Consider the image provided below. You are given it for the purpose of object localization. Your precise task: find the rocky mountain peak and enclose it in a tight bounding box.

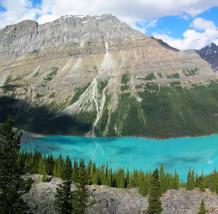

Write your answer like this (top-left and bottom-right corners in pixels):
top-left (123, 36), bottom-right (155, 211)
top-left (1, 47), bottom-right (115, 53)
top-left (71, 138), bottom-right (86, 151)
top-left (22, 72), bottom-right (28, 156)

top-left (0, 14), bottom-right (144, 60)
top-left (197, 42), bottom-right (218, 72)
top-left (209, 42), bottom-right (217, 48)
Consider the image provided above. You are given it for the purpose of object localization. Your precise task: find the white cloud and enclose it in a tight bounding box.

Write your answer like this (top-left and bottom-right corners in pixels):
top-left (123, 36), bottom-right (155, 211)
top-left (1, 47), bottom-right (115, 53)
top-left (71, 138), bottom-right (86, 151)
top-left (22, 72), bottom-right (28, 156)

top-left (0, 0), bottom-right (39, 28)
top-left (0, 0), bottom-right (218, 49)
top-left (37, 14), bottom-right (59, 24)
top-left (191, 17), bottom-right (216, 30)
top-left (154, 17), bottom-right (218, 50)
top-left (38, 0), bottom-right (218, 29)
top-left (0, 0), bottom-right (218, 29)
top-left (134, 19), bottom-right (157, 34)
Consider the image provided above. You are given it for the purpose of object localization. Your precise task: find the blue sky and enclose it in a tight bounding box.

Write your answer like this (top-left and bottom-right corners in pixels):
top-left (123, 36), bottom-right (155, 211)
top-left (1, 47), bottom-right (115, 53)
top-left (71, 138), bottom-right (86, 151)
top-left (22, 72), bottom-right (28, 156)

top-left (32, 0), bottom-right (41, 7)
top-left (136, 15), bottom-right (191, 39)
top-left (0, 0), bottom-right (218, 50)
top-left (143, 7), bottom-right (218, 38)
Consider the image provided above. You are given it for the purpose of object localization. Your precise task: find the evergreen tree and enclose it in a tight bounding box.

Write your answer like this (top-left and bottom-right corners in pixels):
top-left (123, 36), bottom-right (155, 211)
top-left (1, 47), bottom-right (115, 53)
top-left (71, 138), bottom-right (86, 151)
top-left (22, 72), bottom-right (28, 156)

top-left (87, 160), bottom-right (93, 185)
top-left (147, 169), bottom-right (163, 214)
top-left (159, 164), bottom-right (166, 194)
top-left (72, 160), bottom-right (90, 214)
top-left (93, 168), bottom-right (101, 185)
top-left (186, 170), bottom-right (195, 190)
top-left (198, 199), bottom-right (207, 214)
top-left (0, 118), bottom-right (32, 213)
top-left (55, 157), bottom-right (73, 214)
top-left (53, 155), bottom-right (64, 178)
top-left (172, 172), bottom-right (180, 189)
top-left (196, 175), bottom-right (205, 192)
top-left (138, 173), bottom-right (149, 196)
top-left (105, 167), bottom-right (113, 187)
top-left (46, 155), bottom-right (55, 175)
top-left (38, 157), bottom-right (47, 182)
top-left (114, 169), bottom-right (126, 188)
top-left (72, 159), bottom-right (79, 183)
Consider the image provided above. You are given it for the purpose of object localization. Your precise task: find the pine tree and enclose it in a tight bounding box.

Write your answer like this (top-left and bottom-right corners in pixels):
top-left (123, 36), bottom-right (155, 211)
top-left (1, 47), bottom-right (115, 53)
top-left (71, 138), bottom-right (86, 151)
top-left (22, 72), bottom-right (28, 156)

top-left (46, 155), bottom-right (55, 175)
top-left (87, 160), bottom-right (93, 185)
top-left (53, 155), bottom-right (64, 178)
top-left (186, 170), bottom-right (195, 190)
top-left (72, 159), bottom-right (79, 183)
top-left (72, 160), bottom-right (90, 214)
top-left (55, 157), bottom-right (73, 214)
top-left (147, 169), bottom-right (163, 214)
top-left (138, 173), bottom-right (149, 196)
top-left (0, 118), bottom-right (32, 213)
top-left (114, 169), bottom-right (126, 188)
top-left (38, 157), bottom-right (47, 182)
top-left (196, 175), bottom-right (205, 192)
top-left (105, 167), bottom-right (112, 187)
top-left (173, 172), bottom-right (180, 189)
top-left (159, 164), bottom-right (166, 194)
top-left (198, 199), bottom-right (207, 214)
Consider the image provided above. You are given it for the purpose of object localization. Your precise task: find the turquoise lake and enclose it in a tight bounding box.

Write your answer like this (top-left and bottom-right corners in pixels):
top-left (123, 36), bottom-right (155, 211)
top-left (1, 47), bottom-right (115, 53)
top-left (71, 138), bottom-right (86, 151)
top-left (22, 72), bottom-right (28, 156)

top-left (21, 134), bottom-right (218, 180)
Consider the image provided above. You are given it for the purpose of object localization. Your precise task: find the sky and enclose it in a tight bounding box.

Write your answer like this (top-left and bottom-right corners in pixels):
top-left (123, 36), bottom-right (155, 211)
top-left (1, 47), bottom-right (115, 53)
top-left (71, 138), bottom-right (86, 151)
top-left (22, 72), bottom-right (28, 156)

top-left (0, 0), bottom-right (218, 50)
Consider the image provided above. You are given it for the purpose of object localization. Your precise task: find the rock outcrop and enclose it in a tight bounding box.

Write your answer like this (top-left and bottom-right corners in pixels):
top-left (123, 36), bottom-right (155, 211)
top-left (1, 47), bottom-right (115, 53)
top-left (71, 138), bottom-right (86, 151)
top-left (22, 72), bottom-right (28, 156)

top-left (197, 43), bottom-right (218, 72)
top-left (24, 175), bottom-right (218, 214)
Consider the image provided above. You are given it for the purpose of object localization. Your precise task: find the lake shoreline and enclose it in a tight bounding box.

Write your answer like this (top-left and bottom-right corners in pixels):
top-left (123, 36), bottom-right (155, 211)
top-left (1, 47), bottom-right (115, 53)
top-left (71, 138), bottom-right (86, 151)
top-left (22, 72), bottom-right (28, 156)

top-left (21, 130), bottom-right (218, 142)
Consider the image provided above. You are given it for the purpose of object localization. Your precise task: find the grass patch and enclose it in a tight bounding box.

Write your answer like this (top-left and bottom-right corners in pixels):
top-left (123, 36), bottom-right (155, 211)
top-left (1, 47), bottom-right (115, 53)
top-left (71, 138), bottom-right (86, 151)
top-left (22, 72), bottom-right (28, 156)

top-left (183, 68), bottom-right (199, 76)
top-left (98, 80), bottom-right (108, 94)
top-left (167, 73), bottom-right (180, 79)
top-left (121, 74), bottom-right (130, 91)
top-left (144, 83), bottom-right (159, 92)
top-left (170, 81), bottom-right (181, 87)
top-left (44, 67), bottom-right (58, 81)
top-left (145, 73), bottom-right (156, 80)
top-left (70, 83), bottom-right (90, 104)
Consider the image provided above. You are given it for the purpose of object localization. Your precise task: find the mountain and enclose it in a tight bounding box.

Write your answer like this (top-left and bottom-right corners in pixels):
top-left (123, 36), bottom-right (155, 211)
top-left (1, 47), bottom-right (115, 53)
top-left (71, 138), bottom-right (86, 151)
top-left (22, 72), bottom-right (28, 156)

top-left (1, 14), bottom-right (218, 138)
top-left (197, 43), bottom-right (218, 72)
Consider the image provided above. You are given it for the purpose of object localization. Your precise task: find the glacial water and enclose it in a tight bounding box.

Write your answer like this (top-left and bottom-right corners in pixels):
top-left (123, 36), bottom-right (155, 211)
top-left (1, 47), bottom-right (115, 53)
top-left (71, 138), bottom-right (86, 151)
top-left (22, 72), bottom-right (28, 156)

top-left (21, 134), bottom-right (218, 180)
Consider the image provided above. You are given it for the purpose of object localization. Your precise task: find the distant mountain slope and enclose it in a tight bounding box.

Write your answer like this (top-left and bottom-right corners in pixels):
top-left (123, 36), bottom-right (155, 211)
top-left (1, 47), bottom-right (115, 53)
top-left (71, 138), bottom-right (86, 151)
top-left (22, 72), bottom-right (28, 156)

top-left (0, 14), bottom-right (218, 138)
top-left (197, 43), bottom-right (218, 72)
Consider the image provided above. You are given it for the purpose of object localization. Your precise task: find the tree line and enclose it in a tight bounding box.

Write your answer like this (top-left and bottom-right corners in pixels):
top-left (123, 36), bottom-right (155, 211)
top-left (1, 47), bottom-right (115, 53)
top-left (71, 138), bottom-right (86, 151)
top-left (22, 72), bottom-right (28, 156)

top-left (19, 150), bottom-right (218, 196)
top-left (19, 151), bottom-right (181, 196)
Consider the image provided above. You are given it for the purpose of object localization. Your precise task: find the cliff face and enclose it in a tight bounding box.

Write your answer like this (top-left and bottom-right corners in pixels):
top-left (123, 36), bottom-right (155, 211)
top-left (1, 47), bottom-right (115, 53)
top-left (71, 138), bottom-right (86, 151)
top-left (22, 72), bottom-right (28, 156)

top-left (0, 14), bottom-right (218, 137)
top-left (0, 14), bottom-right (143, 60)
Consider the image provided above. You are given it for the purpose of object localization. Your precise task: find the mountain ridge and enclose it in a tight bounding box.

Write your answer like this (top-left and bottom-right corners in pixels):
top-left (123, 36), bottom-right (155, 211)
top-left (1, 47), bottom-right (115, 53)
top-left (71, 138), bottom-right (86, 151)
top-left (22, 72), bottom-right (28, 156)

top-left (0, 14), bottom-right (218, 137)
top-left (197, 42), bottom-right (218, 72)
top-left (0, 14), bottom-right (144, 60)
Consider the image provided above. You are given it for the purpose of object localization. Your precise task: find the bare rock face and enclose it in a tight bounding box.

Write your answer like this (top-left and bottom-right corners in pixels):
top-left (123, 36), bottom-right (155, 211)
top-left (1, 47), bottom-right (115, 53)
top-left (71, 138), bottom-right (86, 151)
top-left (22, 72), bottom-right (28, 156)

top-left (197, 43), bottom-right (218, 72)
top-left (0, 14), bottom-right (143, 60)
top-left (24, 175), bottom-right (218, 214)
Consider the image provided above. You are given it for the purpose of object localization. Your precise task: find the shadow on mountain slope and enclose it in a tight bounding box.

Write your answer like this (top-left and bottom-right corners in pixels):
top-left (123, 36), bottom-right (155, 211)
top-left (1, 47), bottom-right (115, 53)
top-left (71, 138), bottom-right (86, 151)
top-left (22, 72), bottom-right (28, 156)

top-left (0, 96), bottom-right (91, 135)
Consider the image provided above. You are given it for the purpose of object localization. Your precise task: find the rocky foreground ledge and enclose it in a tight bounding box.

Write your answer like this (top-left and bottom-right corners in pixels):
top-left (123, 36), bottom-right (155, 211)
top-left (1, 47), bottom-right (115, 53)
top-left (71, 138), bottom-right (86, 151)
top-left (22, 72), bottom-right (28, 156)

top-left (24, 175), bottom-right (218, 214)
